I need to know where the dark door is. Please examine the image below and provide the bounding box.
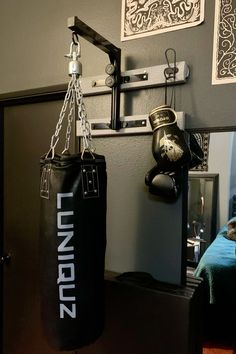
[2,100,75,354]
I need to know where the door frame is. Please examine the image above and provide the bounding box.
[0,84,68,354]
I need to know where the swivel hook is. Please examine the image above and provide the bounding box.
[64,33,82,77]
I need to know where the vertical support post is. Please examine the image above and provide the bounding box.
[109,52,121,130]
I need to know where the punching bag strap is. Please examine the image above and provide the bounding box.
[164,48,178,110]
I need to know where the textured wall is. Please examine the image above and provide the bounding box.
[1,0,234,284]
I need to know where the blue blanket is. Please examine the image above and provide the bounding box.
[194,226,236,304]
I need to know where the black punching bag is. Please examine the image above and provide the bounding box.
[39,152,107,351]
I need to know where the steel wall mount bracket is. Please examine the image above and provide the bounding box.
[68,16,190,136]
[68,16,121,130]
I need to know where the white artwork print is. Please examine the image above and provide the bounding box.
[212,0,236,85]
[121,0,205,41]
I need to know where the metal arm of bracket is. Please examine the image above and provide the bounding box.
[67,16,121,130]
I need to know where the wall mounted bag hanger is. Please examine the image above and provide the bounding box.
[67,16,190,137]
[39,32,107,351]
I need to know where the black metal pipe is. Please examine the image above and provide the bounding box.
[68,16,120,56]
[110,53,121,130]
[67,16,121,130]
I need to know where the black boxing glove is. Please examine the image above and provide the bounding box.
[145,165,181,200]
[149,105,191,170]
[145,105,191,200]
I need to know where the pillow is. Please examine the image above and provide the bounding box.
[226,217,236,241]
[227,216,236,224]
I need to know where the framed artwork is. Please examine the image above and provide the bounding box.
[212,0,236,85]
[121,0,205,41]
[190,133,210,172]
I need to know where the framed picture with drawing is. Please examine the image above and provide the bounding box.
[121,0,205,41]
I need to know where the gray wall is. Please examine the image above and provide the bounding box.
[1,0,236,130]
[0,0,235,284]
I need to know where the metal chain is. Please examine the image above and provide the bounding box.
[75,78,95,156]
[62,80,76,153]
[46,76,75,158]
[46,37,94,159]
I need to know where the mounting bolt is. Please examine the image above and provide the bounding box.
[105,63,116,75]
[105,75,116,88]
[123,76,130,84]
[142,71,148,80]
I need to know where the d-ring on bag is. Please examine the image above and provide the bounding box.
[39,40,107,351]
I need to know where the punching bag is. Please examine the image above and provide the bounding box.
[40,152,107,351]
[39,36,107,351]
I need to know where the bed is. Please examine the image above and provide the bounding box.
[194,222,236,305]
[193,220,236,343]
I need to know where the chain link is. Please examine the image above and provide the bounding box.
[62,85,76,153]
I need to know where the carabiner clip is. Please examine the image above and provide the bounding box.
[65,32,81,60]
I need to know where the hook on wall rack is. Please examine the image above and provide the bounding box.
[68,16,190,136]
